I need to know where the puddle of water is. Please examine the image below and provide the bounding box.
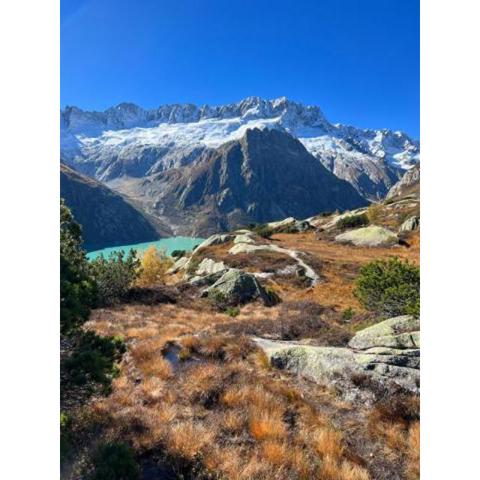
[162,342,202,371]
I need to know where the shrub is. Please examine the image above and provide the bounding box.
[208,288,231,311]
[89,250,140,306]
[354,258,420,317]
[171,249,186,258]
[135,246,173,287]
[337,213,369,230]
[367,204,383,223]
[225,306,240,317]
[342,307,356,321]
[60,411,72,461]
[60,199,96,333]
[90,442,139,480]
[63,331,126,391]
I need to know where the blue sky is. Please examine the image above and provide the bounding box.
[61,0,419,137]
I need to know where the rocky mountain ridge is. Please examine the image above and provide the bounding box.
[61,96,419,200]
[132,128,368,236]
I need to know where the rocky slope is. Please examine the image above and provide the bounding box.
[133,128,368,236]
[387,163,420,199]
[61,96,419,200]
[60,163,170,250]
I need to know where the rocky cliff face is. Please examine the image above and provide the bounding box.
[386,163,420,199]
[60,163,170,250]
[61,97,419,200]
[135,128,368,236]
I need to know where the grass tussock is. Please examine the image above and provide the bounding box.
[249,408,287,441]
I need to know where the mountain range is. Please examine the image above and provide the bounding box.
[60,97,419,238]
[61,97,419,200]
[135,128,367,235]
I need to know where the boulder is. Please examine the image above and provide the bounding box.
[229,243,271,255]
[400,216,420,232]
[201,269,277,306]
[267,217,311,233]
[348,315,420,350]
[335,226,398,247]
[320,208,368,230]
[167,256,189,274]
[189,271,225,287]
[253,315,420,401]
[194,258,227,276]
[234,233,256,244]
[195,234,235,251]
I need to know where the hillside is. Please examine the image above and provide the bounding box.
[60,163,170,250]
[386,163,420,200]
[134,128,368,236]
[62,193,420,480]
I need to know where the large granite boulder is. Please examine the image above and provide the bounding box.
[229,243,273,255]
[267,217,312,233]
[348,315,420,350]
[194,258,227,276]
[201,269,277,306]
[254,315,420,402]
[234,233,256,244]
[335,225,398,247]
[399,216,420,232]
[195,234,235,251]
[315,208,368,230]
[167,256,189,274]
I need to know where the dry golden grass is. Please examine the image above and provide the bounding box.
[338,461,371,480]
[222,410,246,433]
[249,408,287,441]
[270,230,419,309]
[251,349,271,370]
[406,421,420,479]
[167,420,215,460]
[312,428,345,459]
[366,204,383,223]
[261,440,290,465]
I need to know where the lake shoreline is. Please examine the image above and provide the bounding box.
[86,236,205,260]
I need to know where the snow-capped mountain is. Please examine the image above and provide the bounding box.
[61,97,419,200]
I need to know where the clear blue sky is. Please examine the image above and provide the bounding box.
[61,0,419,137]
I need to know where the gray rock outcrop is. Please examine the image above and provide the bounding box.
[254,315,420,402]
[201,269,277,306]
[335,225,398,247]
[399,216,420,232]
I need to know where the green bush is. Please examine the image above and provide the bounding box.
[63,332,126,391]
[225,306,240,317]
[208,288,231,310]
[60,411,73,462]
[89,250,140,306]
[342,307,356,321]
[171,249,186,258]
[60,199,96,333]
[90,442,139,480]
[337,213,369,230]
[354,258,420,317]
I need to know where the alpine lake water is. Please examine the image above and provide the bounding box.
[86,237,205,260]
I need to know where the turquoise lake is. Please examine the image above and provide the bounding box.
[86,237,205,260]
